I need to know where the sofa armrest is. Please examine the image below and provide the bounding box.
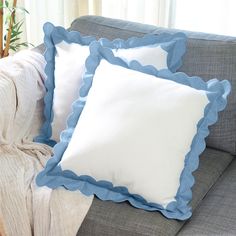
[0,51,46,143]
[32,43,45,55]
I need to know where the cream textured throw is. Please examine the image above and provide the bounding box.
[0,51,93,236]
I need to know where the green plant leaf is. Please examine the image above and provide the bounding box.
[3,1,32,54]
[10,45,17,51]
[10,30,23,38]
[15,20,24,31]
[19,43,28,47]
[10,37,20,43]
[10,42,32,51]
[13,6,29,14]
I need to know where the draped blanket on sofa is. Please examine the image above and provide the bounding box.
[0,51,93,236]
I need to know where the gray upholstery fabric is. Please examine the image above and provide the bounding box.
[178,159,236,236]
[77,148,233,236]
[178,39,236,156]
[32,43,45,54]
[70,16,236,155]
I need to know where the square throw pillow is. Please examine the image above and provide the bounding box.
[36,42,230,220]
[34,22,187,146]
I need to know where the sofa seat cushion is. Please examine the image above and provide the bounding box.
[178,158,236,236]
[77,148,233,236]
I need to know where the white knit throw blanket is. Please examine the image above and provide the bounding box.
[0,51,93,236]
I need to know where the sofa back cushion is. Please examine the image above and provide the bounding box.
[70,16,236,155]
[176,38,236,155]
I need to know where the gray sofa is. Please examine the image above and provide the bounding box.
[36,15,236,236]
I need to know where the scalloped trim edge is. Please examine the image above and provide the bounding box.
[36,42,231,220]
[34,22,187,145]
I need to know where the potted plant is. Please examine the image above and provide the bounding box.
[0,0,31,58]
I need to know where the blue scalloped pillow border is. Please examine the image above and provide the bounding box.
[34,22,187,146]
[34,22,96,147]
[36,42,231,220]
[99,32,187,72]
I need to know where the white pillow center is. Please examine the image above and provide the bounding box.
[60,60,209,206]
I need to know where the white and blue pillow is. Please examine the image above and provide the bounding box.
[36,42,230,220]
[34,22,187,146]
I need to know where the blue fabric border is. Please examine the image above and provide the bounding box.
[34,22,186,145]
[99,32,187,72]
[36,41,231,220]
[34,23,96,146]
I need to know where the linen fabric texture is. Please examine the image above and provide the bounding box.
[36,42,230,220]
[34,22,186,145]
